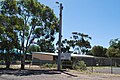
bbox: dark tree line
[91,38,120,58]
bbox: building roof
[32,52,57,56]
[32,52,94,58]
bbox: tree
[109,38,120,49]
[71,32,91,55]
[17,0,58,69]
[56,32,91,54]
[55,39,75,53]
[0,0,59,69]
[106,47,120,57]
[61,39,71,53]
[106,38,120,57]
[37,39,55,52]
[28,45,40,53]
[56,39,71,53]
[91,45,107,57]
[0,14,23,68]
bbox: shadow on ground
[61,71,78,77]
[0,68,78,77]
[0,68,62,76]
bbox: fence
[1,56,120,74]
[58,57,120,74]
[0,60,58,70]
[82,57,120,74]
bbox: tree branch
[25,25,35,53]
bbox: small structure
[32,52,94,65]
[32,52,57,65]
[32,52,57,60]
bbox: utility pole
[57,2,63,71]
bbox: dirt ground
[0,69,120,80]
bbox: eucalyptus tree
[61,39,70,53]
[91,45,107,57]
[70,32,91,54]
[18,0,58,69]
[0,14,23,68]
[109,38,120,49]
[106,38,120,57]
[0,0,59,69]
[106,47,120,57]
[37,39,55,52]
[28,44,40,53]
[0,0,24,69]
[56,39,70,53]
[56,32,91,54]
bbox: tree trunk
[21,63,24,69]
[5,53,10,69]
[6,62,10,69]
[21,54,25,69]
[21,25,25,69]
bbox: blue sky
[38,0,120,48]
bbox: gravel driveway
[0,69,120,80]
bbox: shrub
[73,61,87,71]
[52,63,57,68]
[43,63,57,68]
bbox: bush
[43,63,57,68]
[73,61,87,71]
[52,63,57,68]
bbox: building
[32,52,94,66]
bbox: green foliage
[109,38,120,49]
[0,0,59,69]
[0,15,21,52]
[107,38,120,58]
[56,32,91,54]
[106,47,120,57]
[91,45,107,57]
[28,45,40,53]
[73,61,87,71]
[0,0,18,15]
[37,39,55,52]
[71,32,91,54]
[43,63,57,68]
[57,39,70,53]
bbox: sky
[38,0,120,48]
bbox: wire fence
[0,60,58,70]
[0,56,120,74]
[82,57,120,74]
